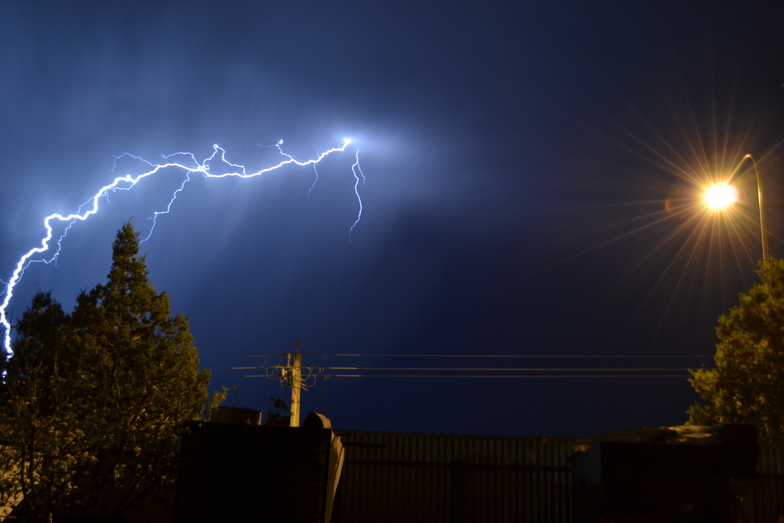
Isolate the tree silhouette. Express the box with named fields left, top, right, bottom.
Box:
left=0, top=222, right=225, bottom=521
left=688, top=257, right=784, bottom=443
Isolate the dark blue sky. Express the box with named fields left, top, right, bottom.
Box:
left=2, top=1, right=784, bottom=437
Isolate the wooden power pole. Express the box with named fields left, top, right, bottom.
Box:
left=288, top=349, right=302, bottom=427
left=274, top=341, right=306, bottom=427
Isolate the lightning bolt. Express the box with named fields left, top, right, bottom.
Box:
left=0, top=138, right=362, bottom=358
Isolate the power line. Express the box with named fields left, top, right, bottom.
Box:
left=328, top=374, right=693, bottom=379
left=211, top=372, right=697, bottom=379
left=204, top=352, right=712, bottom=381
left=203, top=352, right=713, bottom=360
left=334, top=353, right=712, bottom=358
left=231, top=366, right=698, bottom=372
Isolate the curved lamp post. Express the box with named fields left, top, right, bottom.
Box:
left=703, top=154, right=768, bottom=260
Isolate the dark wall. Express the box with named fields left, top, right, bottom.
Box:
left=175, top=422, right=335, bottom=523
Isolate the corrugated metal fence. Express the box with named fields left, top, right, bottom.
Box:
left=333, top=431, right=573, bottom=523
left=333, top=432, right=784, bottom=523
left=757, top=446, right=784, bottom=523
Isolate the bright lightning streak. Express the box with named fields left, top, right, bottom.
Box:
left=0, top=138, right=362, bottom=358
left=350, top=151, right=365, bottom=238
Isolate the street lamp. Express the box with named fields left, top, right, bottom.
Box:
left=702, top=154, right=768, bottom=260
left=704, top=184, right=738, bottom=210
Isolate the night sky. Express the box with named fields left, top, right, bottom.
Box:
left=2, top=2, right=784, bottom=438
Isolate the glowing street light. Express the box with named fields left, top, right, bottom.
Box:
left=703, top=184, right=738, bottom=210
left=703, top=154, right=768, bottom=260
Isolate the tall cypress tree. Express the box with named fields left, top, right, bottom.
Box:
left=0, top=222, right=224, bottom=521
left=688, top=257, right=784, bottom=444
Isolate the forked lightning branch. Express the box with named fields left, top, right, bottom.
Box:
left=0, top=138, right=364, bottom=358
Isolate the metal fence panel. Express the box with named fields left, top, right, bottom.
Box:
left=334, top=431, right=573, bottom=523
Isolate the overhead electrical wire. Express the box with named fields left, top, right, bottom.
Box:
left=204, top=352, right=712, bottom=380
left=327, top=374, right=692, bottom=379
left=332, top=353, right=711, bottom=358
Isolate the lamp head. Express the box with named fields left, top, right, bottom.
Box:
left=704, top=183, right=738, bottom=210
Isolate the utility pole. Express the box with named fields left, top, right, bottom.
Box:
left=288, top=347, right=302, bottom=427
left=273, top=341, right=307, bottom=427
